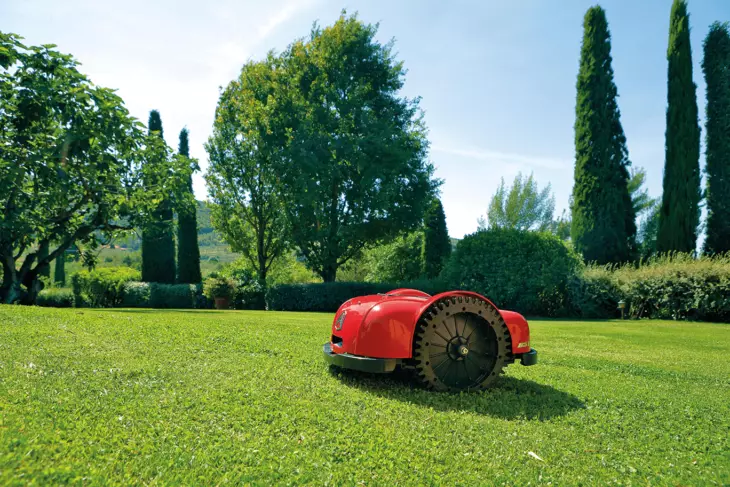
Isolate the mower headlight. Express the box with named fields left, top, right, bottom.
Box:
left=335, top=310, right=347, bottom=331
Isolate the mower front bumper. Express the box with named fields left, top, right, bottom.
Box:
left=323, top=343, right=397, bottom=373
left=519, top=348, right=538, bottom=366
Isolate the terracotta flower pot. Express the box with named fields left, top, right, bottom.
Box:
left=214, top=297, right=230, bottom=310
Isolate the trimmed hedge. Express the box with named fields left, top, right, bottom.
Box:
left=72, top=267, right=140, bottom=308
left=616, top=255, right=730, bottom=322
left=121, top=282, right=209, bottom=309
left=567, top=254, right=730, bottom=322
left=36, top=288, right=74, bottom=308
left=443, top=229, right=582, bottom=316
left=266, top=279, right=449, bottom=312
left=568, top=267, right=622, bottom=319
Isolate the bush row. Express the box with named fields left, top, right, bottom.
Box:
left=265, top=279, right=450, bottom=312
left=121, top=282, right=209, bottom=309
left=265, top=232, right=730, bottom=322
left=36, top=288, right=75, bottom=308
left=39, top=232, right=730, bottom=322
left=572, top=254, right=730, bottom=322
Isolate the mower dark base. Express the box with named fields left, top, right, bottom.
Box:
left=323, top=343, right=398, bottom=373
left=324, top=343, right=538, bottom=376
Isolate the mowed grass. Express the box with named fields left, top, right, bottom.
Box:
left=0, top=307, right=728, bottom=486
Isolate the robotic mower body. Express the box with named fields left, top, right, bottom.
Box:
left=323, top=289, right=537, bottom=391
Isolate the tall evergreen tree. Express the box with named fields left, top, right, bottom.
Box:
left=54, top=253, right=65, bottom=286
left=702, top=22, right=730, bottom=254
left=422, top=198, right=451, bottom=278
left=657, top=0, right=701, bottom=253
left=571, top=6, right=636, bottom=264
left=176, top=128, right=202, bottom=283
left=141, top=110, right=176, bottom=283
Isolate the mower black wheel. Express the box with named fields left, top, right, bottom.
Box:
left=412, top=296, right=512, bottom=392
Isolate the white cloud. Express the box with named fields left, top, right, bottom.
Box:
left=431, top=144, right=568, bottom=170
left=258, top=0, right=319, bottom=40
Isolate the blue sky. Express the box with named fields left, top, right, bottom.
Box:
left=3, top=0, right=728, bottom=238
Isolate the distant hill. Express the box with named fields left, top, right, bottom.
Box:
left=102, top=201, right=237, bottom=275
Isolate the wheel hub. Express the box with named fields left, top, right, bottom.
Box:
left=447, top=336, right=470, bottom=361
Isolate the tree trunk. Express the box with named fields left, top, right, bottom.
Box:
left=257, top=221, right=267, bottom=285
left=321, top=264, right=337, bottom=283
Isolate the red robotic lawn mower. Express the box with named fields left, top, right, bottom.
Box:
left=323, top=289, right=537, bottom=392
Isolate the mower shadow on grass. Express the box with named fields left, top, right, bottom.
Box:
left=328, top=366, right=585, bottom=421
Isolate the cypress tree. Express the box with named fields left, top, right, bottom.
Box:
left=141, top=110, right=176, bottom=283
left=422, top=198, right=451, bottom=278
left=571, top=6, right=636, bottom=264
left=657, top=0, right=701, bottom=253
left=54, top=253, right=65, bottom=286
left=176, top=128, right=202, bottom=283
left=702, top=22, right=730, bottom=254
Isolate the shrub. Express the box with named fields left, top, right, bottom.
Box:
left=36, top=288, right=74, bottom=308
left=232, top=280, right=266, bottom=310
left=216, top=260, right=266, bottom=309
left=442, top=229, right=582, bottom=316
left=203, top=276, right=235, bottom=300
left=615, top=254, right=730, bottom=321
left=568, top=266, right=622, bottom=319
left=266, top=279, right=450, bottom=312
left=150, top=284, right=199, bottom=309
left=121, top=282, right=151, bottom=307
left=71, top=267, right=140, bottom=308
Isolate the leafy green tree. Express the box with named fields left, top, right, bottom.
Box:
left=176, top=128, right=202, bottom=283
left=478, top=172, right=555, bottom=232
left=550, top=210, right=572, bottom=241
left=206, top=58, right=289, bottom=285
left=336, top=232, right=424, bottom=283
left=571, top=6, right=636, bottom=264
left=274, top=13, right=438, bottom=282
left=628, top=167, right=661, bottom=258
left=657, top=0, right=701, bottom=253
left=54, top=253, right=66, bottom=286
left=0, top=33, right=192, bottom=304
left=422, top=198, right=451, bottom=278
left=702, top=22, right=730, bottom=254
left=141, top=110, right=176, bottom=283
left=638, top=202, right=661, bottom=259
left=628, top=167, right=658, bottom=217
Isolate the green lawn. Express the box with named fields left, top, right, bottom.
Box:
left=0, top=307, right=728, bottom=486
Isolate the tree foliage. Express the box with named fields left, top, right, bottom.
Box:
left=274, top=13, right=438, bottom=282
left=571, top=6, right=636, bottom=264
left=422, top=198, right=451, bottom=278
left=657, top=0, right=701, bottom=254
left=0, top=33, right=192, bottom=303
left=702, top=22, right=730, bottom=255
left=628, top=167, right=661, bottom=259
left=628, top=167, right=658, bottom=217
left=176, top=128, right=202, bottom=283
left=141, top=110, right=177, bottom=283
left=479, top=172, right=555, bottom=232
left=205, top=58, right=289, bottom=285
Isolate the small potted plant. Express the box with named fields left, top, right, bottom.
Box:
left=203, top=276, right=234, bottom=310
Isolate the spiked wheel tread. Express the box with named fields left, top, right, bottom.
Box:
left=412, top=296, right=511, bottom=392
